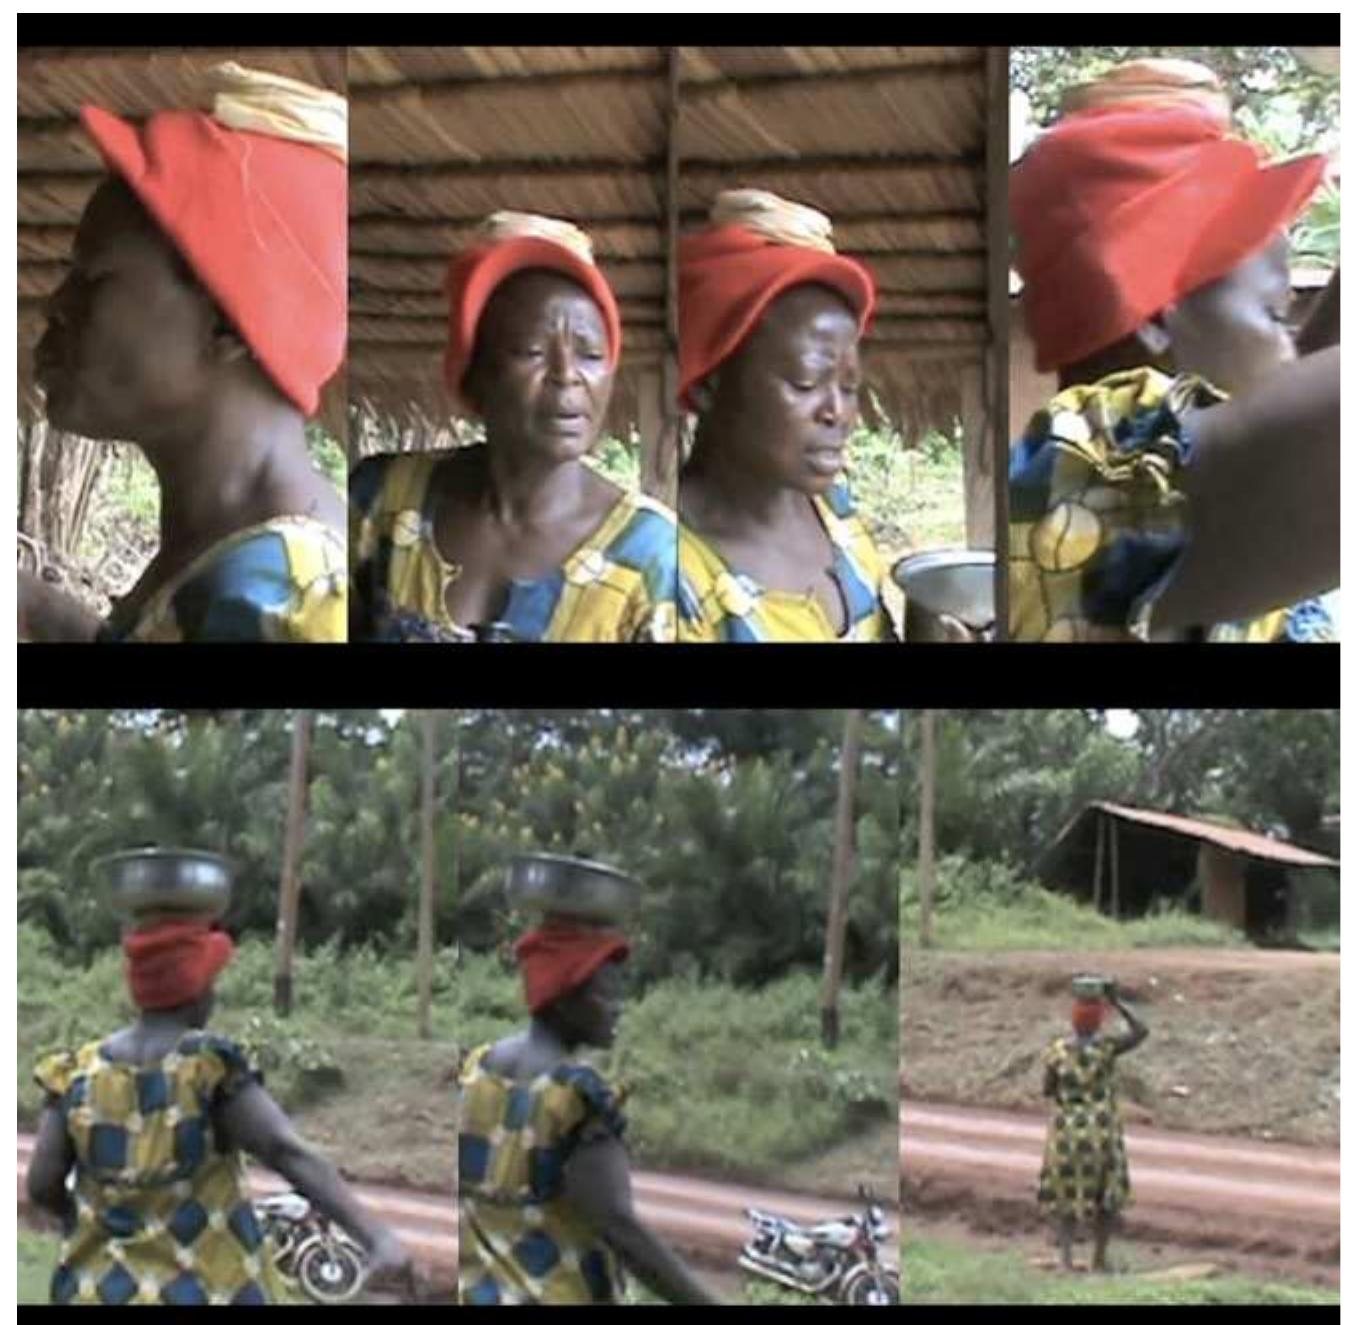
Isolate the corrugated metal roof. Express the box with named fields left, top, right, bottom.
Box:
left=1088, top=802, right=1339, bottom=869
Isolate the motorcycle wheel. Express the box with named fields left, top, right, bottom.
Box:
left=842, top=1268, right=900, bottom=1306
left=295, top=1239, right=367, bottom=1304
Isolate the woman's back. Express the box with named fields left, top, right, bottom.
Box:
left=35, top=1031, right=279, bottom=1306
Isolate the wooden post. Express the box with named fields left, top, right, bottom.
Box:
left=960, top=361, right=994, bottom=550
left=1109, top=815, right=1121, bottom=920
left=821, top=709, right=863, bottom=1049
left=918, top=709, right=937, bottom=949
left=1092, top=811, right=1105, bottom=913
left=273, top=710, right=314, bottom=1017
left=985, top=44, right=1012, bottom=637
left=416, top=711, right=439, bottom=1040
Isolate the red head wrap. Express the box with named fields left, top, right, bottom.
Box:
left=80, top=105, right=347, bottom=416
left=123, top=919, right=235, bottom=1011
left=677, top=225, right=876, bottom=409
left=514, top=921, right=630, bottom=1016
left=1011, top=102, right=1326, bottom=372
left=443, top=237, right=622, bottom=415
left=1071, top=997, right=1107, bottom=1036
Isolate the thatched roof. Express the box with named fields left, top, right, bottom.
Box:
left=348, top=46, right=999, bottom=448
left=17, top=47, right=348, bottom=434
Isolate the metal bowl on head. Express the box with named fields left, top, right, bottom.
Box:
left=892, top=549, right=995, bottom=642
left=96, top=848, right=234, bottom=922
left=1071, top=973, right=1112, bottom=999
left=505, top=853, right=640, bottom=926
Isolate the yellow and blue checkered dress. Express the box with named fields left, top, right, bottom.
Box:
left=1009, top=368, right=1336, bottom=643
left=349, top=451, right=677, bottom=642
left=676, top=480, right=890, bottom=642
left=458, top=1044, right=627, bottom=1305
left=1037, top=1035, right=1130, bottom=1225
left=99, top=517, right=347, bottom=643
left=33, top=1033, right=283, bottom=1306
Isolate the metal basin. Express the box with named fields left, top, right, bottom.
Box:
left=505, top=853, right=640, bottom=925
left=96, top=848, right=234, bottom=921
left=892, top=549, right=995, bottom=642
left=1071, top=973, right=1112, bottom=999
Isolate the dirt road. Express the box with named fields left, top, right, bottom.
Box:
left=900, top=1100, right=1339, bottom=1270
left=17, top=1135, right=896, bottom=1280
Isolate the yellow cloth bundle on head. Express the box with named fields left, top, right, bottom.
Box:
left=208, top=60, right=348, bottom=162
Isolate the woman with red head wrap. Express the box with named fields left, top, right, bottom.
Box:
left=27, top=915, right=414, bottom=1304
left=349, top=212, right=677, bottom=643
left=1037, top=978, right=1149, bottom=1272
left=1009, top=58, right=1339, bottom=642
left=458, top=915, right=718, bottom=1305
left=19, top=62, right=348, bottom=644
left=676, top=191, right=893, bottom=643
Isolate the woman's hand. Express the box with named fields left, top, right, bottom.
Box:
left=18, top=567, right=102, bottom=642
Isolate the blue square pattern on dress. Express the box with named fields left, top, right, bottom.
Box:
left=228, top=1201, right=264, bottom=1251
left=136, top=1069, right=171, bottom=1115
left=459, top=1132, right=491, bottom=1185
left=88, top=1123, right=129, bottom=1172
left=231, top=1280, right=268, bottom=1305
left=101, top=1205, right=142, bottom=1239
left=162, top=1272, right=209, bottom=1306
left=173, top=1116, right=207, bottom=1173
left=168, top=1198, right=210, bottom=1246
left=528, top=1145, right=565, bottom=1201
left=465, top=1276, right=502, bottom=1305
left=51, top=1264, right=78, bottom=1305
left=502, top=1086, right=533, bottom=1131
left=97, top=1262, right=138, bottom=1306
left=580, top=1248, right=614, bottom=1302
left=513, top=1228, right=562, bottom=1279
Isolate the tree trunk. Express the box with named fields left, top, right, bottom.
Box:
left=821, top=709, right=863, bottom=1049
left=273, top=710, right=314, bottom=1017
left=416, top=710, right=439, bottom=1040
left=918, top=709, right=937, bottom=949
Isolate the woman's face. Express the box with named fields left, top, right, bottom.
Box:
left=551, top=959, right=626, bottom=1049
left=1159, top=234, right=1297, bottom=394
left=466, top=270, right=615, bottom=463
left=701, top=283, right=863, bottom=494
left=34, top=177, right=222, bottom=442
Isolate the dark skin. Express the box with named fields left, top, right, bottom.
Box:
left=681, top=283, right=866, bottom=636
left=1042, top=989, right=1149, bottom=1273
left=1059, top=237, right=1340, bottom=636
left=433, top=269, right=625, bottom=627
left=19, top=176, right=343, bottom=642
left=482, top=960, right=720, bottom=1305
left=27, top=988, right=416, bottom=1299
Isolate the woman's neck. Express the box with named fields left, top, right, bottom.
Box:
left=144, top=393, right=314, bottom=556
left=480, top=443, right=596, bottom=528
left=683, top=431, right=810, bottom=533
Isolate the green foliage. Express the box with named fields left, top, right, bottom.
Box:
left=901, top=1235, right=1337, bottom=1305
left=18, top=1231, right=58, bottom=1307
left=900, top=855, right=1246, bottom=952
left=586, top=433, right=642, bottom=491
left=847, top=425, right=965, bottom=564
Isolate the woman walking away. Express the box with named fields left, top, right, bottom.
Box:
left=27, top=918, right=413, bottom=1304
left=459, top=919, right=720, bottom=1304
left=1037, top=978, right=1149, bottom=1272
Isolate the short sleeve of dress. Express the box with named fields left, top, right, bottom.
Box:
left=34, top=1049, right=78, bottom=1105
left=554, top=1063, right=628, bottom=1146
left=181, top=1033, right=265, bottom=1103
left=1009, top=368, right=1221, bottom=642
left=165, top=522, right=348, bottom=643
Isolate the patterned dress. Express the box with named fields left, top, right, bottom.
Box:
left=1037, top=1035, right=1130, bottom=1226
left=676, top=480, right=891, bottom=642
left=458, top=1044, right=628, bottom=1305
left=1009, top=367, right=1336, bottom=643
left=98, top=517, right=347, bottom=643
left=33, top=1033, right=282, bottom=1306
left=349, top=451, right=677, bottom=643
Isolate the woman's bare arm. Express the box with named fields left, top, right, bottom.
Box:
left=565, top=1134, right=721, bottom=1305
left=1152, top=346, right=1339, bottom=631
left=26, top=1105, right=75, bottom=1222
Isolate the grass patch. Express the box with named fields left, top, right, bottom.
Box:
left=900, top=856, right=1246, bottom=952
left=18, top=1229, right=58, bottom=1306
left=902, top=1235, right=1338, bottom=1306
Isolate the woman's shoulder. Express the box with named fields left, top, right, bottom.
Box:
left=173, top=1031, right=262, bottom=1088
left=34, top=1040, right=103, bottom=1098
left=158, top=518, right=346, bottom=643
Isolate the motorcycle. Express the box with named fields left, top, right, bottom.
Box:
left=738, top=1185, right=900, bottom=1305
left=256, top=1190, right=368, bottom=1305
